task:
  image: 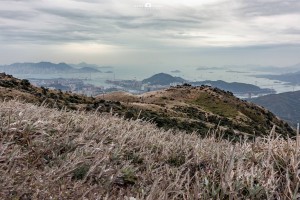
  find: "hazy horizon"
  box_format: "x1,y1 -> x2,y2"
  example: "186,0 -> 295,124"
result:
1,0 -> 300,68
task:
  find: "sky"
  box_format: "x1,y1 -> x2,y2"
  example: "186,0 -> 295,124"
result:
0,0 -> 300,68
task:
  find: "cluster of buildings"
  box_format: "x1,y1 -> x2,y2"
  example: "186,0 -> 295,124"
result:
29,78 -> 104,96
106,79 -> 182,94
29,77 -> 182,97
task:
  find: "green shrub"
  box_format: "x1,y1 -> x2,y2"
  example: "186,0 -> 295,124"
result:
72,164 -> 90,180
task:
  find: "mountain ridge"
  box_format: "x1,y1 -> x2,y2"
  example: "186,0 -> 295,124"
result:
0,62 -> 100,74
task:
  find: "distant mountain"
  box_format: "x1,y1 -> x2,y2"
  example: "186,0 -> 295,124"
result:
69,62 -> 113,69
142,73 -> 186,85
76,67 -> 100,73
250,65 -> 282,72
255,71 -> 300,85
196,66 -> 224,70
284,63 -> 300,72
249,91 -> 300,126
170,70 -> 181,73
69,62 -> 99,69
191,80 -> 275,95
0,62 -> 101,74
251,63 -> 300,74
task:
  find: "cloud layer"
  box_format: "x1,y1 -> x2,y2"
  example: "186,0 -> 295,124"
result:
0,0 -> 300,66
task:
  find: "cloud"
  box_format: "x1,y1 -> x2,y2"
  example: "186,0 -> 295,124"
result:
238,0 -> 300,17
1,0 -> 299,47
0,0 -> 300,66
0,10 -> 38,20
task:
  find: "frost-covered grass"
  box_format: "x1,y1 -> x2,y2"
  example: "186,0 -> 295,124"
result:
0,100 -> 299,199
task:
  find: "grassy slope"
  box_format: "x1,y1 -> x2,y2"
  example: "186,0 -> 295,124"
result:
193,92 -> 239,118
0,100 -> 299,199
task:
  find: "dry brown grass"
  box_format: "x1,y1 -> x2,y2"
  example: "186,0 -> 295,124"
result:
0,100 -> 299,199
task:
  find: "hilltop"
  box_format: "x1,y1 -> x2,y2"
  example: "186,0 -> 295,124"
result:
0,73 -> 294,139
250,90 -> 300,126
101,85 -> 293,139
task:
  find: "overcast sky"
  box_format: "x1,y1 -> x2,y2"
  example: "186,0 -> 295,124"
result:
0,0 -> 300,68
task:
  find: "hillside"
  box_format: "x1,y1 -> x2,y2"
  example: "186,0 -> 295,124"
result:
0,73 -> 294,139
142,73 -> 186,85
101,85 -> 294,139
0,62 -> 100,74
0,100 -> 299,199
250,90 -> 300,126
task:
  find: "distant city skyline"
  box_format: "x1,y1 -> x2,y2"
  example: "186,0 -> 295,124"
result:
0,0 -> 300,68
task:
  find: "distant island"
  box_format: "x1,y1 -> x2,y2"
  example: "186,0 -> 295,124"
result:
196,66 -> 224,70
0,62 -> 101,74
142,73 -> 186,85
251,63 -> 300,73
226,70 -> 249,74
69,62 -> 113,69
